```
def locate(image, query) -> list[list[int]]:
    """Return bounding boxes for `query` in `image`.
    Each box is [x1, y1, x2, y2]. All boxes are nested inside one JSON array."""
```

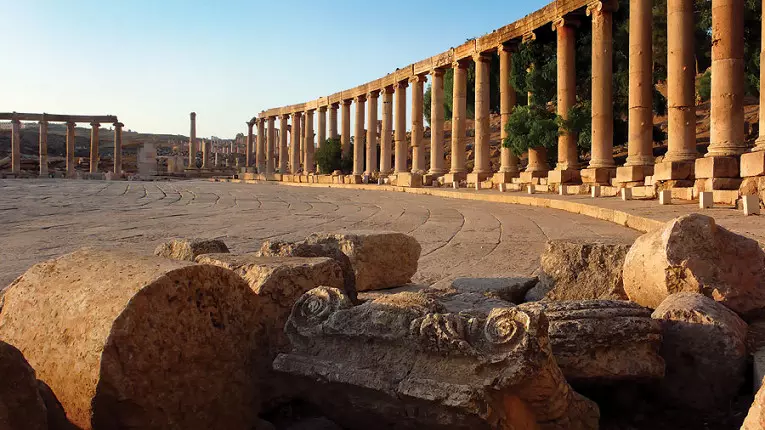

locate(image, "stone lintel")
[[580, 167, 615, 185], [547, 169, 581, 185], [741, 151, 765, 177], [694, 156, 739, 179], [653, 161, 695, 181]]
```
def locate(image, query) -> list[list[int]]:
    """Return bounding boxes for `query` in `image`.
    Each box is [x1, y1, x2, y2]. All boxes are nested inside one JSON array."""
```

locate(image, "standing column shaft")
[[66, 122, 76, 177], [341, 100, 352, 159], [304, 110, 315, 173], [499, 46, 519, 174], [113, 122, 123, 175], [756, 0, 765, 150], [626, 0, 655, 166], [410, 75, 426, 173], [11, 118, 20, 174], [450, 61, 468, 174], [256, 119, 266, 172], [291, 113, 301, 173], [317, 107, 327, 149], [188, 112, 197, 168], [708, 0, 746, 156], [246, 121, 254, 167], [380, 87, 393, 174], [329, 104, 339, 140], [429, 69, 446, 175], [202, 138, 210, 169], [89, 122, 100, 174], [665, 0, 697, 162], [300, 115, 306, 166], [353, 96, 366, 175], [279, 116, 289, 173], [555, 20, 579, 170], [366, 91, 379, 174], [39, 119, 48, 176], [588, 2, 616, 168], [473, 54, 491, 175], [394, 81, 408, 173], [266, 117, 275, 174]]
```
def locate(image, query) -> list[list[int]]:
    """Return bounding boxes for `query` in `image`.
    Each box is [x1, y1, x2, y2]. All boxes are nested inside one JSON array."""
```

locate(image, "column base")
[[741, 151, 765, 177], [653, 161, 695, 181], [519, 170, 549, 183], [695, 178, 743, 191], [615, 165, 654, 184], [547, 169, 581, 185], [466, 172, 492, 185], [580, 167, 615, 185], [392, 172, 423, 188], [493, 171, 520, 184], [423, 173, 444, 185], [442, 172, 467, 184], [694, 156, 739, 179], [344, 174, 363, 184]]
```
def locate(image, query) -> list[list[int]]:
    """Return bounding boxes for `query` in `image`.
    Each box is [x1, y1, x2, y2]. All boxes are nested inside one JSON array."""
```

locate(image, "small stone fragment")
[[153, 237, 229, 261]]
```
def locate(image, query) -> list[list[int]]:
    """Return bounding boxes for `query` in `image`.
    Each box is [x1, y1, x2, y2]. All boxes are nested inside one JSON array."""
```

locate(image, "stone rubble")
[[153, 237, 229, 261]]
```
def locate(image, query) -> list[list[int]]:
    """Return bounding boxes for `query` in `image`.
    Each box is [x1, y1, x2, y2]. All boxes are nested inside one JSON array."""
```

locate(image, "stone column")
[[329, 103, 339, 140], [497, 45, 520, 181], [39, 118, 48, 176], [526, 147, 550, 174], [113, 122, 123, 175], [317, 106, 327, 149], [625, 0, 654, 169], [188, 112, 197, 169], [341, 100, 352, 159], [550, 18, 580, 185], [583, 1, 617, 184], [246, 120, 254, 168], [266, 117, 275, 174], [428, 69, 447, 178], [202, 137, 211, 169], [256, 119, 266, 172], [380, 87, 394, 174], [410, 74, 426, 173], [89, 122, 100, 174], [11, 118, 20, 174], [448, 60, 469, 183], [291, 112, 301, 173], [304, 110, 315, 173], [742, 0, 765, 176], [279, 115, 289, 173], [66, 121, 76, 177], [472, 53, 491, 182], [366, 91, 379, 175], [353, 96, 366, 176], [300, 114, 306, 166], [394, 81, 408, 174]]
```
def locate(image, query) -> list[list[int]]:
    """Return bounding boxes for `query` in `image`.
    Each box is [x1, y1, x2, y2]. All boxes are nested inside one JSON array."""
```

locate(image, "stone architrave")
[[274, 287, 600, 430], [623, 214, 765, 317], [0, 249, 264, 430], [153, 238, 229, 261]]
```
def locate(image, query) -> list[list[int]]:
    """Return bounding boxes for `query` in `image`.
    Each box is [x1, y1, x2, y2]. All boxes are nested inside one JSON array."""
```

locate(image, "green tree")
[[315, 138, 353, 173], [503, 105, 559, 156]]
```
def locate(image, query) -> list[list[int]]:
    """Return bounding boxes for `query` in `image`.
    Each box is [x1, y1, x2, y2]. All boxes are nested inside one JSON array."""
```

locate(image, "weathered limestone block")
[[260, 231, 421, 291], [153, 237, 229, 261], [195, 253, 346, 354], [0, 341, 48, 430], [273, 287, 599, 430], [528, 241, 630, 302], [743, 382, 765, 430], [623, 214, 765, 317], [0, 249, 263, 430], [519, 300, 664, 382], [652, 292, 748, 409]]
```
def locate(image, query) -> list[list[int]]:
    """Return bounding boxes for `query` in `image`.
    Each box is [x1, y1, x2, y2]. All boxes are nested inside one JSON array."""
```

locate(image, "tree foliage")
[[503, 105, 559, 156], [315, 138, 353, 173]]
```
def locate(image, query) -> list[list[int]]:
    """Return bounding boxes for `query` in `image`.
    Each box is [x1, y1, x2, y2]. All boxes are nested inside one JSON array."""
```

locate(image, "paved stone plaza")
[[0, 179, 642, 289]]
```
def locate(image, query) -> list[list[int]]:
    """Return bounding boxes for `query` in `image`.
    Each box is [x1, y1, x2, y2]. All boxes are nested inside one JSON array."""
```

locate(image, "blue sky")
[[0, 0, 549, 138]]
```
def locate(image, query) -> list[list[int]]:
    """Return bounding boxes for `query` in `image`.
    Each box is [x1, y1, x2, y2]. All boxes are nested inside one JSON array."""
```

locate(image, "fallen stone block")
[[0, 340, 48, 430], [273, 287, 599, 430], [623, 213, 765, 318], [519, 300, 664, 382], [153, 237, 229, 261], [652, 292, 748, 410], [0, 249, 264, 430]]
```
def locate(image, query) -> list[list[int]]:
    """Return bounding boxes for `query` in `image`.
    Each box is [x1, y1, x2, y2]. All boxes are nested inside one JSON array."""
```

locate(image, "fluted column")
[[665, 0, 697, 163], [450, 60, 468, 177], [89, 122, 100, 174], [304, 110, 315, 173], [341, 100, 352, 159], [66, 121, 76, 177], [498, 45, 519, 176], [11, 118, 20, 174], [410, 74, 426, 173], [291, 112, 301, 173], [246, 120, 254, 168], [39, 118, 48, 176], [113, 122, 123, 175], [353, 96, 366, 175], [279, 115, 289, 172], [317, 106, 327, 149], [366, 91, 379, 175], [626, 0, 654, 167], [380, 87, 394, 174], [188, 112, 197, 169], [587, 1, 616, 170], [394, 81, 408, 173], [266, 117, 275, 174], [473, 53, 491, 176], [329, 103, 339, 140], [707, 0, 746, 157], [429, 69, 447, 176], [555, 18, 579, 171]]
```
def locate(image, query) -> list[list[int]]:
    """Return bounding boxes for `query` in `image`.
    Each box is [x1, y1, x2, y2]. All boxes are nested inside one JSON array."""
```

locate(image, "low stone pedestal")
[[519, 170, 548, 183], [580, 167, 615, 185], [653, 161, 695, 181], [332, 174, 344, 184], [466, 172, 491, 185], [615, 165, 654, 184], [345, 174, 363, 184], [393, 172, 423, 188], [492, 171, 519, 185], [695, 156, 739, 179], [741, 151, 765, 177], [442, 172, 467, 184], [547, 169, 581, 185]]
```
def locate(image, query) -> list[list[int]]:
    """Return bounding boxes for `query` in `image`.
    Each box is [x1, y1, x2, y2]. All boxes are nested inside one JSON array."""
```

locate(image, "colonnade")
[[1, 113, 122, 177], [247, 0, 764, 188]]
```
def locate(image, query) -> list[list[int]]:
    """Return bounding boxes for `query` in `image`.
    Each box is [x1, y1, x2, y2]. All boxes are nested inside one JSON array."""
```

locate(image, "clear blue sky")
[[0, 0, 549, 138]]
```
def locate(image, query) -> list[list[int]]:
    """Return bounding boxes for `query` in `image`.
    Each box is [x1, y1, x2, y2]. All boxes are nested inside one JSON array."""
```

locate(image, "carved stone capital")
[[408, 74, 427, 84], [472, 52, 492, 63], [586, 0, 619, 16], [452, 59, 470, 69], [113, 122, 124, 128], [552, 16, 581, 31], [380, 85, 395, 95], [429, 68, 445, 78], [318, 106, 327, 112], [90, 121, 100, 128], [522, 31, 537, 43], [292, 111, 302, 119], [367, 90, 381, 99], [395, 81, 409, 90], [342, 99, 353, 106], [354, 94, 367, 103]]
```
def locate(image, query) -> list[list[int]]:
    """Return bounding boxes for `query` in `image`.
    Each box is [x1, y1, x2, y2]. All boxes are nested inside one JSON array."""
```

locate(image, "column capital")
[[395, 80, 409, 90], [190, 112, 196, 119], [472, 52, 492, 63], [429, 68, 445, 78], [11, 118, 20, 125], [318, 105, 328, 112], [247, 120, 255, 128], [497, 41, 520, 53], [354, 94, 367, 103], [408, 74, 427, 84], [381, 85, 395, 95], [522, 31, 537, 43], [452, 59, 470, 69], [586, 0, 618, 16], [113, 122, 124, 128], [552, 16, 581, 30], [90, 121, 100, 128], [281, 114, 291, 120], [342, 99, 353, 106], [66, 121, 76, 128], [292, 111, 302, 119], [330, 102, 340, 109], [367, 89, 381, 98]]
